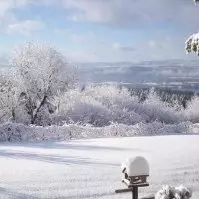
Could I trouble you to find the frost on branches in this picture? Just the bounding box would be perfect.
[185,0,199,55]
[155,185,192,199]
[10,42,78,125]
[0,72,20,123]
[185,33,199,55]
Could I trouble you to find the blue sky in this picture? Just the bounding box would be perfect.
[0,0,199,62]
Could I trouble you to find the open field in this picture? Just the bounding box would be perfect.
[0,135,199,198]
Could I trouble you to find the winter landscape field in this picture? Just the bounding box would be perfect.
[1,135,199,199]
[2,0,199,199]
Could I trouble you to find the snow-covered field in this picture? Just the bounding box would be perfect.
[0,135,199,199]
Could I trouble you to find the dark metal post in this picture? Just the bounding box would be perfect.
[132,186,138,199]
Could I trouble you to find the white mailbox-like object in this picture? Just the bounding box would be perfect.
[121,156,149,187]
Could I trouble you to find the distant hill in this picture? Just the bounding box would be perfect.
[78,59,199,92]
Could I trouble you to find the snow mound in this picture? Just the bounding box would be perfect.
[121,156,149,176]
[155,185,192,199]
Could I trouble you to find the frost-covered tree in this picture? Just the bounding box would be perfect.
[12,42,78,125]
[185,0,199,55]
[0,71,21,123]
[0,69,33,124]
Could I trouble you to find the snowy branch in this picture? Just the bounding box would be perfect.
[185,33,199,56]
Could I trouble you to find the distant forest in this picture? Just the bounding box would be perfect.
[127,87,196,109]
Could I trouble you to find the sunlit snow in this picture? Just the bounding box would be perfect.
[0,135,199,198]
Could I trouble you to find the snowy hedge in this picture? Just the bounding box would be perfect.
[51,85,186,127]
[0,121,198,142]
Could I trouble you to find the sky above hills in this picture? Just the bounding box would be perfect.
[0,0,199,62]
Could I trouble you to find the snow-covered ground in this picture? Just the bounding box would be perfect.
[0,135,199,199]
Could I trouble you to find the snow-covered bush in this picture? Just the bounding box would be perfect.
[155,185,192,199]
[85,85,144,124]
[52,89,112,126]
[0,123,34,142]
[139,89,182,124]
[54,85,181,126]
[184,95,199,123]
[0,71,23,123]
[1,75,199,128]
[53,85,144,126]
[0,121,195,142]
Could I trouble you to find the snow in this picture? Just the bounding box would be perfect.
[155,185,192,199]
[1,121,199,142]
[185,33,199,55]
[0,135,199,198]
[121,156,149,176]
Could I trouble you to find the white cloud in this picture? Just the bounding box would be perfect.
[67,50,99,62]
[0,0,53,17]
[0,0,50,36]
[63,33,187,62]
[113,43,135,52]
[0,0,197,62]
[0,0,33,17]
[70,33,90,43]
[1,0,199,31]
[7,20,45,36]
[1,0,198,34]
[61,0,199,29]
[149,40,157,47]
[138,35,185,61]
[0,1,12,17]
